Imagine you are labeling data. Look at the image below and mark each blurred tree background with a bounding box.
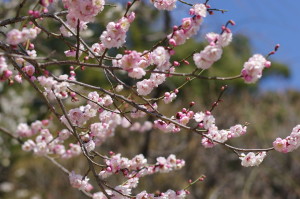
[0,1,299,199]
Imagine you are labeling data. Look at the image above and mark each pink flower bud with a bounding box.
[3,70,12,78]
[173,61,180,66]
[169,38,176,46]
[198,123,204,128]
[127,12,136,23]
[169,49,175,55]
[264,61,271,68]
[164,92,170,97]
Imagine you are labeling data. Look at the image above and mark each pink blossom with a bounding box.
[6,29,23,45]
[151,46,170,70]
[240,152,267,167]
[22,140,36,151]
[16,123,32,137]
[93,192,108,199]
[190,4,207,17]
[100,15,135,49]
[128,67,146,79]
[163,92,177,104]
[241,54,269,83]
[273,125,300,153]
[229,124,247,138]
[84,140,95,152]
[193,52,214,69]
[23,65,35,76]
[6,28,40,45]
[136,79,154,96]
[89,43,106,57]
[151,0,177,11]
[69,171,92,191]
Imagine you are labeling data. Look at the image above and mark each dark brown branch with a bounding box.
[0,11,68,27]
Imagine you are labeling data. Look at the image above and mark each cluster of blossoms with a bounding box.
[100,12,136,49]
[61,92,114,128]
[112,50,151,79]
[18,121,82,158]
[93,188,187,199]
[61,104,98,127]
[193,30,232,70]
[58,91,126,151]
[273,125,300,153]
[168,4,207,46]
[99,153,185,179]
[89,42,106,58]
[0,56,12,82]
[163,91,177,104]
[113,45,173,82]
[241,54,271,83]
[69,171,93,192]
[135,189,187,199]
[239,152,267,167]
[193,111,247,148]
[154,108,194,133]
[14,48,37,70]
[136,73,166,96]
[150,0,177,11]
[21,65,35,79]
[6,27,41,46]
[154,119,180,133]
[150,46,172,71]
[61,0,105,36]
[93,177,140,199]
[89,110,123,147]
[13,49,38,83]
[37,75,74,99]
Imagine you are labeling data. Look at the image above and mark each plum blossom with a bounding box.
[241,54,270,83]
[163,92,177,104]
[69,171,92,191]
[0,56,12,81]
[84,140,95,152]
[6,27,40,45]
[240,152,267,167]
[167,10,203,47]
[190,4,207,17]
[193,45,223,69]
[136,79,155,96]
[205,32,233,47]
[136,73,167,96]
[194,111,215,129]
[151,46,171,70]
[61,0,105,35]
[89,43,106,57]
[273,125,300,153]
[38,75,74,99]
[229,124,247,138]
[99,153,184,179]
[100,13,135,49]
[150,0,177,11]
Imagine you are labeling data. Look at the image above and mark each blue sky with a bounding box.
[170,0,300,91]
